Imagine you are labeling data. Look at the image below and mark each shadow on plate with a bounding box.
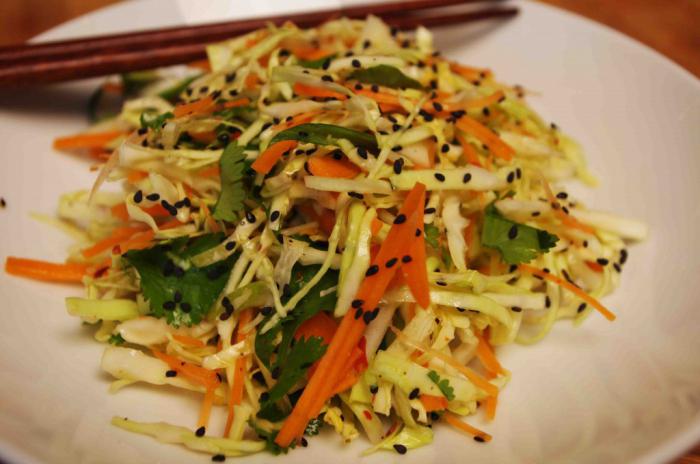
[0,81,96,118]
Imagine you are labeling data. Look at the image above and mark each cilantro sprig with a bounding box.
[427,370,455,401]
[212,143,248,222]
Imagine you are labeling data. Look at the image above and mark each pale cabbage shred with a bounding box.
[49,14,647,459]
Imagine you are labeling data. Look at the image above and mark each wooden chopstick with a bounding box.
[0,1,518,87]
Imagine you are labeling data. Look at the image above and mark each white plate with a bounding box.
[1,1,699,463]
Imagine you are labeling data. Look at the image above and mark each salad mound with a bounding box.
[5,15,647,459]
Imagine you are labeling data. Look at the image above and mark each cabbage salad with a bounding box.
[5,15,647,460]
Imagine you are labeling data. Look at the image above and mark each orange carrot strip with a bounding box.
[307,156,360,179]
[53,130,126,151]
[296,203,335,236]
[271,110,323,132]
[190,130,217,144]
[251,140,298,174]
[152,350,220,389]
[435,91,505,114]
[370,217,384,236]
[293,82,347,101]
[5,257,87,283]
[420,394,449,412]
[449,62,491,81]
[378,102,405,114]
[197,386,217,429]
[518,264,616,321]
[81,226,145,258]
[188,59,211,72]
[475,331,504,376]
[585,261,604,273]
[400,203,430,309]
[353,89,402,106]
[172,334,206,348]
[539,176,596,234]
[198,166,221,178]
[456,133,483,167]
[117,230,155,254]
[456,116,514,161]
[295,311,338,345]
[405,302,416,323]
[443,411,492,442]
[223,308,253,437]
[127,170,149,183]
[173,96,216,118]
[111,203,171,222]
[223,97,251,109]
[244,73,260,90]
[276,184,426,447]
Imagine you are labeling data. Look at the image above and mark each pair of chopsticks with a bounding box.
[0,0,518,87]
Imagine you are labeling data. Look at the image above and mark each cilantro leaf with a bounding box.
[139,110,174,131]
[304,418,323,436]
[212,143,247,222]
[249,422,294,455]
[481,203,559,264]
[427,370,455,401]
[348,64,423,90]
[258,336,327,421]
[270,123,377,150]
[123,233,235,327]
[108,333,125,345]
[424,224,440,249]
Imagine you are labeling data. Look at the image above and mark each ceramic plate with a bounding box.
[1,1,699,463]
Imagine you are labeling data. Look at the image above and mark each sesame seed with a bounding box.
[545,296,551,308]
[394,214,407,224]
[348,191,364,199]
[401,39,410,48]
[228,89,238,97]
[245,211,256,223]
[457,307,466,312]
[393,444,407,454]
[508,225,518,239]
[261,306,273,316]
[165,370,177,377]
[531,211,541,217]
[180,302,191,313]
[137,127,147,135]
[432,101,443,112]
[597,258,609,266]
[402,255,412,263]
[562,206,570,215]
[507,172,515,183]
[351,59,361,68]
[436,281,447,287]
[357,147,368,159]
[321,59,331,70]
[392,123,402,132]
[219,311,231,321]
[163,300,175,311]
[511,306,522,313]
[390,26,399,36]
[371,84,379,93]
[482,107,491,117]
[199,86,209,94]
[354,83,363,91]
[620,249,628,264]
[614,263,622,272]
[210,90,222,100]
[352,299,364,308]
[354,307,363,320]
[556,192,568,199]
[369,384,379,394]
[270,210,280,222]
[409,388,420,399]
[195,426,206,437]
[173,291,182,303]
[301,437,308,447]
[577,303,587,313]
[363,39,371,49]
[212,454,226,462]
[365,265,379,277]
[416,228,421,237]
[434,173,446,182]
[424,207,436,214]
[393,158,404,174]
[385,258,398,268]
[391,145,402,152]
[133,190,143,203]
[462,173,472,184]
[474,436,485,443]
[225,241,235,251]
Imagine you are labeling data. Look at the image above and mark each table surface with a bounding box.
[0,1,698,462]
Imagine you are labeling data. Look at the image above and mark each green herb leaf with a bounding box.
[157,75,200,102]
[348,64,423,90]
[123,233,235,327]
[304,418,323,436]
[427,370,455,401]
[139,111,174,131]
[108,333,125,345]
[424,224,440,249]
[249,422,294,455]
[212,143,247,222]
[258,336,327,421]
[481,203,558,265]
[298,54,336,70]
[270,123,377,150]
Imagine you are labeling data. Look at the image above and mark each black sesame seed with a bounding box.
[195,426,206,437]
[219,311,231,321]
[363,39,371,49]
[457,307,466,312]
[401,255,412,263]
[270,366,281,380]
[556,192,568,200]
[620,249,628,264]
[301,437,308,447]
[348,191,364,199]
[321,74,333,82]
[212,454,226,462]
[394,214,407,225]
[352,299,364,308]
[432,101,444,112]
[434,173,446,182]
[596,258,609,266]
[482,107,491,117]
[146,193,160,202]
[511,306,522,313]
[351,59,361,68]
[516,167,522,179]
[261,306,274,316]
[363,308,379,324]
[354,83,364,91]
[429,79,438,90]
[245,211,256,223]
[137,127,147,136]
[366,265,379,277]
[162,260,175,276]
[210,90,222,100]
[321,59,331,70]
[436,281,447,287]
[354,307,363,320]
[369,384,379,394]
[393,158,404,174]
[508,225,518,240]
[394,444,407,454]
[174,200,185,209]
[577,303,587,313]
[259,392,270,402]
[613,263,622,272]
[371,84,379,93]
[357,147,368,159]
[163,300,175,311]
[385,258,398,268]
[439,143,449,154]
[474,436,486,443]
[180,302,191,313]
[165,370,177,378]
[228,89,239,97]
[270,211,280,222]
[225,241,235,251]
[507,172,515,183]
[461,173,472,184]
[173,291,182,303]
[416,228,421,237]
[391,145,402,152]
[133,190,143,203]
[199,86,209,94]
[252,372,265,384]
[451,110,466,119]
[409,388,420,399]
[424,207,436,214]
[545,296,551,308]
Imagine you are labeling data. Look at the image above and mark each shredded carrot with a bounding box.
[400,204,430,309]
[378,102,405,113]
[456,133,483,167]
[173,96,216,118]
[223,308,253,437]
[293,82,347,101]
[353,89,403,106]
[456,116,514,161]
[483,372,498,421]
[475,331,504,376]
[81,226,145,258]
[289,45,333,61]
[276,184,426,447]
[111,202,171,221]
[251,140,298,174]
[539,176,596,235]
[188,59,211,72]
[518,264,616,321]
[53,130,126,151]
[391,327,499,397]
[5,257,88,283]
[297,203,335,236]
[449,62,491,81]
[295,311,338,345]
[223,97,251,109]
[117,230,156,254]
[199,202,221,233]
[370,217,384,236]
[126,170,149,183]
[585,261,604,273]
[420,394,449,412]
[172,334,206,348]
[197,386,217,429]
[272,109,322,132]
[307,156,360,179]
[405,302,417,323]
[198,166,221,178]
[244,73,260,90]
[152,350,220,389]
[189,130,217,144]
[435,91,505,114]
[443,411,492,442]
